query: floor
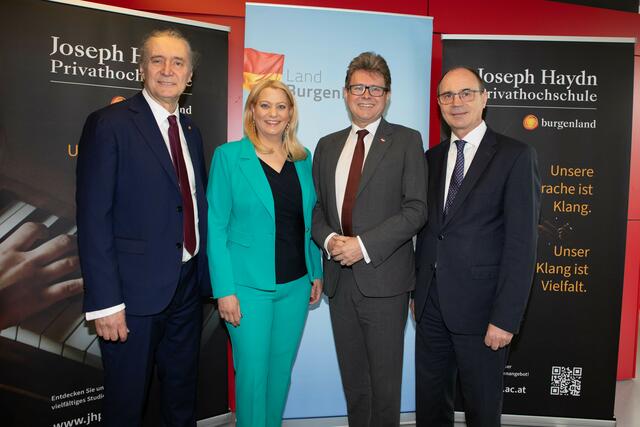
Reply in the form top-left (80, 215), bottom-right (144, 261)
top-left (205, 326), bottom-right (640, 427)
top-left (612, 341), bottom-right (640, 427)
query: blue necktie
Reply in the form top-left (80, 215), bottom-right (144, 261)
top-left (444, 140), bottom-right (466, 215)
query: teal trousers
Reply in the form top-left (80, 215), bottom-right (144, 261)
top-left (227, 275), bottom-right (311, 427)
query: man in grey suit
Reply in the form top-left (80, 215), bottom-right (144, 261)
top-left (312, 52), bottom-right (427, 427)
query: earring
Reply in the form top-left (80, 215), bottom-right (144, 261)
top-left (284, 123), bottom-right (290, 132)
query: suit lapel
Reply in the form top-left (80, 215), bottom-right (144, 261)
top-left (443, 129), bottom-right (497, 227)
top-left (294, 159), bottom-right (311, 227)
top-left (357, 118), bottom-right (392, 198)
top-left (180, 114), bottom-right (204, 192)
top-left (433, 141), bottom-right (450, 226)
top-left (238, 139), bottom-right (275, 219)
top-left (130, 93), bottom-right (179, 189)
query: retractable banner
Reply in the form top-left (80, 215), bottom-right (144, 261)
top-left (245, 3), bottom-right (432, 418)
top-left (0, 1), bottom-right (229, 425)
top-left (442, 35), bottom-right (634, 422)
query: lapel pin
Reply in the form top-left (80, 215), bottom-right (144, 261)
top-left (380, 138), bottom-right (386, 143)
top-left (187, 125), bottom-right (192, 130)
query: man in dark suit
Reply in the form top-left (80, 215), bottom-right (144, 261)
top-left (76, 29), bottom-right (209, 427)
top-left (312, 52), bottom-right (427, 427)
top-left (413, 67), bottom-right (540, 426)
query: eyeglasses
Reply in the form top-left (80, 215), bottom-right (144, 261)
top-left (347, 84), bottom-right (388, 97)
top-left (437, 89), bottom-right (484, 105)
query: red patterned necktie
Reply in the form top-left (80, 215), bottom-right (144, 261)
top-left (341, 129), bottom-right (369, 236)
top-left (168, 115), bottom-right (196, 255)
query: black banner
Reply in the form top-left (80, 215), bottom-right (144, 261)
top-left (552, 0), bottom-right (640, 13)
top-left (0, 0), bottom-right (228, 425)
top-left (443, 36), bottom-right (633, 421)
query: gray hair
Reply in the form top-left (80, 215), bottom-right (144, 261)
top-left (138, 28), bottom-right (199, 70)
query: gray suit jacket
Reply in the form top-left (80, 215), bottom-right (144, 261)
top-left (312, 118), bottom-right (428, 297)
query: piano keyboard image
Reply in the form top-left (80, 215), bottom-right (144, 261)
top-left (0, 189), bottom-right (221, 368)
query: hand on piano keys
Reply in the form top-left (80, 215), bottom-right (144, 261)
top-left (0, 221), bottom-right (82, 329)
top-left (0, 199), bottom-right (220, 367)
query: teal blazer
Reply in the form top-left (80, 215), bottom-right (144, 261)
top-left (206, 137), bottom-right (322, 298)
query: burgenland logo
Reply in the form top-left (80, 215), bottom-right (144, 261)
top-left (523, 114), bottom-right (539, 130)
top-left (522, 114), bottom-right (596, 131)
top-left (243, 48), bottom-right (285, 91)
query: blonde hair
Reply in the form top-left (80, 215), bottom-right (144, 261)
top-left (243, 79), bottom-right (307, 161)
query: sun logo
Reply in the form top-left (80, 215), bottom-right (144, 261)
top-left (523, 114), bottom-right (539, 130)
top-left (110, 96), bottom-right (126, 105)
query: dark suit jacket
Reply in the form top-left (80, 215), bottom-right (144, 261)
top-left (76, 92), bottom-right (210, 316)
top-left (312, 118), bottom-right (428, 297)
top-left (415, 127), bottom-right (540, 334)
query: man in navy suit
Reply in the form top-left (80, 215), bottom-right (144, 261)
top-left (76, 29), bottom-right (209, 427)
top-left (413, 67), bottom-right (540, 426)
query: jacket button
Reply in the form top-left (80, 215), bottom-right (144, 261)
top-left (177, 206), bottom-right (183, 212)
top-left (438, 234), bottom-right (444, 240)
top-left (176, 242), bottom-right (182, 249)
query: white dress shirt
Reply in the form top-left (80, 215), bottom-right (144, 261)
top-left (443, 120), bottom-right (487, 210)
top-left (85, 89), bottom-right (200, 321)
top-left (323, 117), bottom-right (382, 264)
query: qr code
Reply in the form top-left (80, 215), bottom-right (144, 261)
top-left (550, 366), bottom-right (582, 396)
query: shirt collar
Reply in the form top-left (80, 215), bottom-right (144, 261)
top-left (142, 88), bottom-right (179, 125)
top-left (450, 120), bottom-right (487, 148)
top-left (351, 117), bottom-right (382, 138)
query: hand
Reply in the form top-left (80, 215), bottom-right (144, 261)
top-left (409, 299), bottom-right (415, 321)
top-left (330, 236), bottom-right (363, 266)
top-left (327, 235), bottom-right (342, 254)
top-left (218, 294), bottom-right (241, 327)
top-left (95, 309), bottom-right (128, 342)
top-left (0, 222), bottom-right (83, 329)
top-left (309, 279), bottom-right (323, 305)
top-left (484, 323), bottom-right (513, 351)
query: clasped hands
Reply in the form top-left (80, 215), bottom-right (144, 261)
top-left (328, 235), bottom-right (363, 266)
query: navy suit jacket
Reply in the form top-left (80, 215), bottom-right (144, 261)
top-left (414, 128), bottom-right (540, 334)
top-left (76, 92), bottom-right (210, 316)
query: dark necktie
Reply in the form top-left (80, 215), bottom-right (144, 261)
top-left (168, 115), bottom-right (196, 255)
top-left (341, 129), bottom-right (368, 237)
top-left (444, 139), bottom-right (466, 215)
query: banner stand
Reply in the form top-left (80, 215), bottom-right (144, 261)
top-left (442, 34), bottom-right (634, 425)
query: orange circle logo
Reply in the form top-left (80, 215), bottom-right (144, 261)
top-left (110, 96), bottom-right (126, 105)
top-left (523, 114), bottom-right (538, 130)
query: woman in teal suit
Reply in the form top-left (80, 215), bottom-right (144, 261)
top-left (207, 79), bottom-right (322, 427)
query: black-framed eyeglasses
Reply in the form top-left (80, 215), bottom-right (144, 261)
top-left (437, 89), bottom-right (484, 105)
top-left (347, 84), bottom-right (388, 97)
